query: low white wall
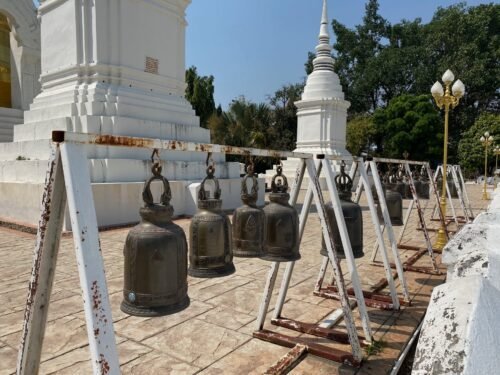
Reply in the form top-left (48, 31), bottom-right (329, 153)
top-left (413, 186), bottom-right (500, 374)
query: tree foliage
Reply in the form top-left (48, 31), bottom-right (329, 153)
top-left (346, 116), bottom-right (375, 156)
top-left (372, 94), bottom-right (443, 161)
top-left (185, 66), bottom-right (216, 128)
top-left (457, 113), bottom-right (500, 177)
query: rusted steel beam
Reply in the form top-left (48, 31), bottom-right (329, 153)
top-left (372, 157), bottom-right (427, 166)
top-left (324, 286), bottom-right (411, 307)
top-left (372, 261), bottom-right (444, 276)
top-left (52, 131), bottom-right (354, 161)
top-left (270, 318), bottom-right (366, 345)
top-left (314, 290), bottom-right (395, 311)
top-left (253, 330), bottom-right (361, 368)
top-left (264, 344), bottom-right (308, 375)
top-left (398, 243), bottom-right (443, 253)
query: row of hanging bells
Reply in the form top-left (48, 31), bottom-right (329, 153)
top-left (232, 163), bottom-right (301, 262)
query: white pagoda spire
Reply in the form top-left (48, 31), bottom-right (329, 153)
top-left (301, 0), bottom-right (344, 100)
top-left (314, 0), bottom-right (335, 72)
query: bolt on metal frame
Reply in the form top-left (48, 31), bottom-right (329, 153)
top-left (369, 159), bottom-right (448, 276)
top-left (17, 131), bottom-right (381, 373)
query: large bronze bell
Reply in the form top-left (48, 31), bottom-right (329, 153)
top-left (232, 164), bottom-right (266, 257)
top-left (320, 162), bottom-right (364, 258)
top-left (261, 166), bottom-right (300, 262)
top-left (189, 165), bottom-right (235, 277)
top-left (122, 161), bottom-right (189, 317)
top-left (437, 175), bottom-right (459, 198)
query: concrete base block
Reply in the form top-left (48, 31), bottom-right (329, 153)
top-left (414, 276), bottom-right (500, 375)
top-left (0, 178), bottom-right (264, 231)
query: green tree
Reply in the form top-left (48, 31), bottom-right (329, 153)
top-left (346, 115), bottom-right (375, 156)
top-left (185, 66), bottom-right (216, 128)
top-left (372, 94), bottom-right (442, 161)
top-left (457, 113), bottom-right (500, 177)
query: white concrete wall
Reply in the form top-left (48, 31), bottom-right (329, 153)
top-left (413, 186), bottom-right (500, 374)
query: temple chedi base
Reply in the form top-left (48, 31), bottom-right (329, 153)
top-left (0, 0), bottom-right (261, 230)
top-left (266, 0), bottom-right (352, 187)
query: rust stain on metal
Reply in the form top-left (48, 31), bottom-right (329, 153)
top-left (98, 354), bottom-right (110, 375)
top-left (94, 328), bottom-right (100, 337)
top-left (92, 134), bottom-right (155, 149)
top-left (264, 344), bottom-right (307, 375)
top-left (91, 281), bottom-right (102, 311)
top-left (17, 154), bottom-right (58, 372)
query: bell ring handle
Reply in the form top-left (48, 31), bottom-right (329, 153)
top-left (271, 165), bottom-right (288, 193)
top-left (335, 162), bottom-right (353, 192)
top-left (199, 165), bottom-right (221, 201)
top-left (241, 174), bottom-right (259, 198)
top-left (142, 163), bottom-right (172, 206)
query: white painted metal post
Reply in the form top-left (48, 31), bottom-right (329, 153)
top-left (60, 143), bottom-right (119, 375)
top-left (321, 159), bottom-right (373, 342)
top-left (456, 165), bottom-right (474, 219)
top-left (17, 146), bottom-right (67, 375)
top-left (257, 159), bottom-right (306, 329)
top-left (357, 160), bottom-right (399, 309)
top-left (273, 159), bottom-right (315, 320)
top-left (450, 166), bottom-right (470, 223)
top-left (369, 161), bottom-right (410, 302)
top-left (404, 163), bottom-right (438, 270)
top-left (425, 164), bottom-right (449, 242)
top-left (305, 159), bottom-right (364, 358)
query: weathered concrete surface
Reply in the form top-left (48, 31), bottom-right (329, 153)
top-left (413, 185), bottom-right (500, 375)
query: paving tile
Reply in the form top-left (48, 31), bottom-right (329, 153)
top-left (197, 305), bottom-right (255, 331)
top-left (0, 311), bottom-right (24, 339)
top-left (289, 355), bottom-right (343, 375)
top-left (198, 338), bottom-right (289, 375)
top-left (114, 300), bottom-right (214, 341)
top-left (0, 345), bottom-right (16, 375)
top-left (121, 351), bottom-right (200, 374)
top-left (188, 275), bottom-right (253, 302)
top-left (1, 315), bottom-right (87, 362)
top-left (143, 318), bottom-right (250, 368)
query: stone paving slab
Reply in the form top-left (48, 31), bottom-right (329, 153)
top-left (0, 184), bottom-right (490, 374)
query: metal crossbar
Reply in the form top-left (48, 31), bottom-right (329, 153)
top-left (17, 131), bottom-right (378, 373)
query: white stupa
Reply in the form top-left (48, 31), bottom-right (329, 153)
top-left (0, 0), bottom-right (258, 231)
top-left (267, 0), bottom-right (351, 185)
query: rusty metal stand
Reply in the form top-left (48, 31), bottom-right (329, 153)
top-left (254, 157), bottom-right (371, 367)
top-left (369, 160), bottom-right (447, 276)
top-left (313, 159), bottom-right (410, 312)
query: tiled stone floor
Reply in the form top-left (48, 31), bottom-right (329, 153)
top-left (0, 184), bottom-right (490, 374)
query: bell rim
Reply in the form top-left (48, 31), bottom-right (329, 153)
top-left (259, 253), bottom-right (301, 262)
top-left (120, 296), bottom-right (190, 317)
top-left (188, 263), bottom-right (235, 278)
top-left (233, 248), bottom-right (265, 258)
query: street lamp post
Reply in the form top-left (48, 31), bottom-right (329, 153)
top-left (480, 132), bottom-right (494, 200)
top-left (431, 69), bottom-right (465, 250)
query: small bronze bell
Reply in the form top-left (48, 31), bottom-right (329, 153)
top-left (384, 167), bottom-right (404, 226)
top-left (261, 166), bottom-right (300, 262)
top-left (232, 164), bottom-right (266, 257)
top-left (321, 162), bottom-right (364, 258)
top-left (122, 160), bottom-right (189, 317)
top-left (437, 175), bottom-right (459, 198)
top-left (419, 167), bottom-right (430, 199)
top-left (189, 165), bottom-right (235, 277)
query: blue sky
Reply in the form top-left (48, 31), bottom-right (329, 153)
top-left (186, 0), bottom-right (492, 108)
top-left (33, 1), bottom-right (492, 108)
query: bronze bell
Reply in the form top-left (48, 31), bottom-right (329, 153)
top-left (418, 167), bottom-right (430, 199)
top-left (189, 165), bottom-right (235, 277)
top-left (122, 161), bottom-right (189, 317)
top-left (437, 175), bottom-right (458, 198)
top-left (384, 167), bottom-right (404, 226)
top-left (320, 162), bottom-right (364, 258)
top-left (232, 164), bottom-right (266, 257)
top-left (261, 165), bottom-right (300, 262)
